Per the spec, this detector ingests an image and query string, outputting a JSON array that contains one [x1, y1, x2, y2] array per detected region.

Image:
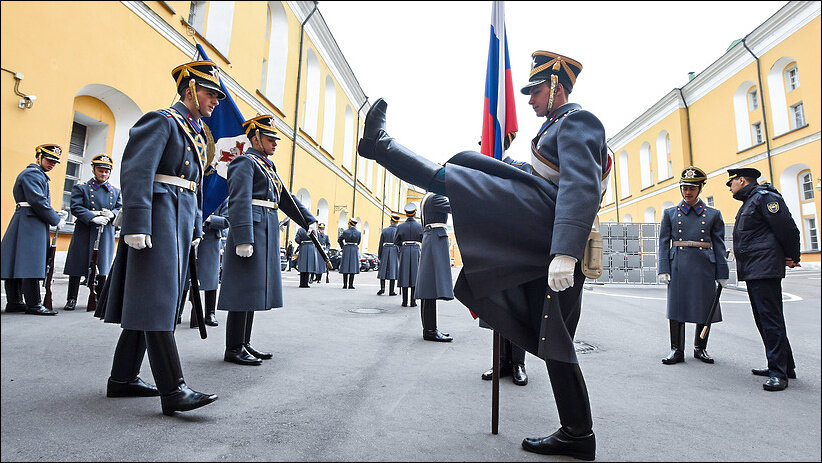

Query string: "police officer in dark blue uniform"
[[97, 60, 224, 415], [727, 167, 801, 392], [415, 193, 453, 342], [395, 204, 423, 307], [312, 223, 331, 283], [2, 144, 68, 315], [198, 198, 229, 326], [62, 154, 122, 311], [338, 218, 361, 289], [658, 166, 729, 364], [358, 50, 608, 460], [376, 213, 401, 295]]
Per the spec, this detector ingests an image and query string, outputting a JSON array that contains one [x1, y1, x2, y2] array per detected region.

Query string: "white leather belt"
[[425, 223, 447, 229], [344, 242, 358, 245], [383, 243, 397, 246], [402, 241, 421, 245], [251, 198, 278, 210], [16, 202, 31, 207], [154, 174, 196, 192]]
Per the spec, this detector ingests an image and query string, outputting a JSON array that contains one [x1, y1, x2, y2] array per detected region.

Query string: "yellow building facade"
[[1, 1, 410, 253], [600, 1, 821, 263]]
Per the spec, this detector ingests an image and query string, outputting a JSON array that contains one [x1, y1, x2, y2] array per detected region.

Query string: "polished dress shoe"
[[5, 302, 27, 313], [245, 344, 272, 360], [422, 329, 452, 342], [376, 289, 385, 295], [763, 376, 788, 391], [661, 349, 684, 365], [752, 368, 796, 379], [107, 377, 160, 397], [389, 291, 398, 296], [224, 345, 263, 365], [161, 383, 218, 416], [481, 363, 512, 380], [693, 348, 714, 364], [63, 299, 77, 311], [512, 363, 528, 386], [522, 428, 596, 461], [25, 305, 57, 316], [204, 313, 218, 326]]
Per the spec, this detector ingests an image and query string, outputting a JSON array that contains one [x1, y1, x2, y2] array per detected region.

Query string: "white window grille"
[[706, 196, 714, 207], [62, 121, 87, 223], [748, 89, 759, 111], [751, 122, 763, 144], [785, 65, 800, 91], [804, 218, 818, 251], [790, 102, 805, 129], [801, 172, 814, 200]]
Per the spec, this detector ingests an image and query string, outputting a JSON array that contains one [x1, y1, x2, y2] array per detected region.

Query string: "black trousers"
[[746, 278, 795, 380]]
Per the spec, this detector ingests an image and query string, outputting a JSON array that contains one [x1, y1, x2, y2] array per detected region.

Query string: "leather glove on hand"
[[57, 218, 66, 230], [191, 237, 201, 248], [101, 209, 115, 219], [124, 234, 152, 250], [658, 273, 671, 285], [91, 216, 110, 226], [308, 222, 318, 234], [717, 279, 728, 288], [236, 243, 254, 258], [57, 210, 69, 220], [548, 255, 577, 292]]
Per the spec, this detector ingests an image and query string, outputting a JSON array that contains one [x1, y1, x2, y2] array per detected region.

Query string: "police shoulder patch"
[[767, 202, 779, 213]]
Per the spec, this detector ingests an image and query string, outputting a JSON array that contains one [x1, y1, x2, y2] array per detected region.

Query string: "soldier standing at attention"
[[415, 193, 453, 342], [658, 166, 729, 365], [338, 218, 361, 289], [376, 213, 401, 296], [97, 60, 223, 415], [62, 154, 122, 311], [394, 203, 423, 307], [1, 144, 67, 315], [312, 223, 330, 283], [218, 115, 316, 366], [198, 197, 229, 326], [295, 225, 320, 288], [358, 49, 609, 460], [727, 167, 801, 391]]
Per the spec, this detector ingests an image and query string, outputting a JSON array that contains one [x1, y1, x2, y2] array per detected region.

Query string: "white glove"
[[548, 255, 577, 292], [91, 216, 110, 226], [658, 273, 671, 285], [308, 222, 318, 234], [57, 218, 66, 230], [717, 279, 728, 288], [236, 243, 254, 257], [101, 209, 115, 219], [124, 234, 152, 250], [191, 237, 201, 248]]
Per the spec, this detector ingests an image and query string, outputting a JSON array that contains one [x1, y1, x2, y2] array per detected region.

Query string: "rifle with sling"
[[187, 245, 207, 339], [700, 249, 732, 339], [279, 191, 332, 270], [43, 228, 59, 311], [86, 225, 104, 312]]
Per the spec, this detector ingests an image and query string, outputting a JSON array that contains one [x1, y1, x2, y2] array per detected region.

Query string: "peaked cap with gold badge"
[[91, 153, 114, 170], [679, 166, 707, 187], [242, 115, 281, 141], [171, 60, 227, 100], [520, 50, 583, 95], [35, 144, 62, 163]]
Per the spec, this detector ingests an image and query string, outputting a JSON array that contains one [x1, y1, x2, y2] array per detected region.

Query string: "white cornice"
[[608, 90, 682, 150]]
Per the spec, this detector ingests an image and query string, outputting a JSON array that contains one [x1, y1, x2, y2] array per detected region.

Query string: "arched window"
[[618, 150, 630, 198], [767, 56, 801, 135], [661, 201, 675, 212], [622, 214, 633, 223], [322, 76, 336, 155], [355, 217, 362, 232], [603, 172, 614, 205], [262, 1, 288, 109], [366, 160, 374, 190], [639, 142, 653, 189], [644, 207, 656, 224], [204, 1, 235, 58], [342, 106, 354, 172], [733, 81, 759, 150], [337, 210, 348, 238], [656, 131, 672, 181], [316, 198, 329, 226], [296, 188, 311, 215], [303, 50, 320, 138], [362, 222, 370, 251]]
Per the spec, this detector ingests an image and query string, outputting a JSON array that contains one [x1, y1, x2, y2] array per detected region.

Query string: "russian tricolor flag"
[[480, 1, 517, 160]]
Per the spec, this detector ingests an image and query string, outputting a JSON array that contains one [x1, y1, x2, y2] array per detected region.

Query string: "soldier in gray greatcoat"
[[218, 115, 316, 366], [197, 198, 229, 326], [358, 50, 607, 460], [1, 144, 67, 315], [338, 218, 361, 289], [376, 213, 401, 295], [415, 193, 453, 342], [295, 226, 320, 288], [394, 203, 423, 307], [312, 223, 331, 283], [97, 60, 223, 416], [658, 166, 729, 365], [62, 154, 122, 311]]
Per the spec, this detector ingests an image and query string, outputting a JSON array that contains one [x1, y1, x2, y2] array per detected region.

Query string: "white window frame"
[[800, 172, 814, 200], [748, 88, 759, 111], [706, 196, 715, 207], [785, 65, 800, 91], [751, 122, 763, 144], [790, 102, 805, 130], [804, 217, 818, 251]]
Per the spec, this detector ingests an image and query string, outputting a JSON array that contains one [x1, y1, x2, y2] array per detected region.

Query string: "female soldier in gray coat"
[[376, 213, 401, 295], [198, 198, 228, 326], [658, 166, 729, 365], [415, 193, 453, 342], [218, 115, 315, 366], [63, 154, 121, 311], [338, 218, 361, 289], [295, 226, 321, 288], [394, 204, 423, 306]]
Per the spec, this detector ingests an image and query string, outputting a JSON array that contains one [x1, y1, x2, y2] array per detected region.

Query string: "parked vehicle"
[[327, 248, 342, 271], [280, 248, 288, 271]]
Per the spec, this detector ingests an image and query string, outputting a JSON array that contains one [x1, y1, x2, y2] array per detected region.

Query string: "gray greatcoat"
[[338, 226, 361, 274], [377, 224, 399, 280], [394, 217, 423, 287], [99, 102, 205, 331], [63, 179, 122, 277], [314, 231, 331, 272], [295, 227, 321, 274], [1, 163, 61, 279], [415, 193, 454, 300], [218, 149, 315, 311], [198, 199, 229, 291], [658, 199, 729, 323]]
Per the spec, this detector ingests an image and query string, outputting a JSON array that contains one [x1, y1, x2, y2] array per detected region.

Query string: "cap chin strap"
[[547, 74, 559, 115], [189, 79, 200, 112]]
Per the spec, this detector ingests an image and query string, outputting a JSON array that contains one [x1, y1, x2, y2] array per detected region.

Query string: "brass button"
[[541, 337, 546, 341], [678, 214, 681, 217], [700, 239, 704, 242], [679, 247, 683, 250], [546, 294, 551, 299], [678, 229, 682, 233], [701, 230, 705, 233], [702, 221, 706, 224], [179, 188, 184, 192], [678, 221, 681, 224], [185, 161, 190, 165], [180, 175, 185, 179], [544, 315, 548, 319], [187, 147, 191, 151]]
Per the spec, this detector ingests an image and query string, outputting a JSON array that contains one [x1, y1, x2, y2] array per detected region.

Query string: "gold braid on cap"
[[188, 78, 200, 111], [547, 74, 559, 114], [529, 52, 581, 86]]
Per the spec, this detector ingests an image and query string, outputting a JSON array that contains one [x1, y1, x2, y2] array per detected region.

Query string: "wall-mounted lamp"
[[1, 67, 37, 110], [334, 204, 348, 213]]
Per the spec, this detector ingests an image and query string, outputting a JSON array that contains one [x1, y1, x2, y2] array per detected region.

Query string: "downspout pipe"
[[676, 87, 694, 167], [607, 145, 620, 223], [351, 98, 368, 219], [380, 165, 387, 232], [285, 0, 319, 242], [742, 37, 774, 183]]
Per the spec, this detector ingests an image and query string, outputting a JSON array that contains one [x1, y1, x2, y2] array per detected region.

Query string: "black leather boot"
[[145, 331, 217, 415], [4, 279, 26, 312], [107, 329, 159, 397], [421, 299, 451, 342], [409, 287, 417, 307], [341, 274, 348, 289], [22, 278, 56, 315], [377, 280, 385, 295], [244, 312, 271, 360], [204, 290, 218, 326], [389, 280, 397, 296], [662, 320, 685, 365], [522, 360, 595, 460], [224, 312, 262, 365], [357, 98, 441, 190], [63, 276, 81, 311], [694, 324, 714, 364], [401, 287, 408, 307], [512, 363, 528, 386], [348, 274, 355, 289], [299, 273, 310, 288]]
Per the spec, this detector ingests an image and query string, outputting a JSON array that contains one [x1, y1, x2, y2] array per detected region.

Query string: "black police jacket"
[[732, 183, 800, 281]]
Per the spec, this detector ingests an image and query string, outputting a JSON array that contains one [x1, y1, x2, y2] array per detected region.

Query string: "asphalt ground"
[[1, 258, 820, 462]]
